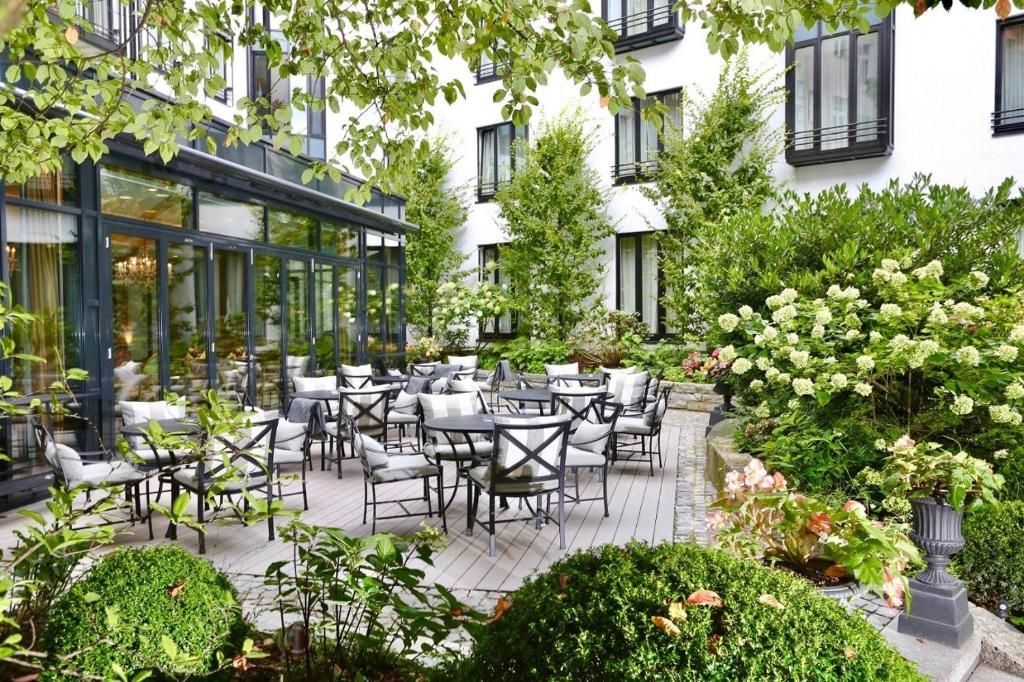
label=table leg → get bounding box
[166,478,179,540]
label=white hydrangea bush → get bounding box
[717,258,1024,498]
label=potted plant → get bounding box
[865,436,1003,590]
[709,459,920,608]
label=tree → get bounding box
[396,138,469,338]
[495,111,614,339]
[3,0,1015,197]
[645,51,783,337]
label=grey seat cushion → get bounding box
[272,447,306,465]
[467,465,560,495]
[565,445,606,468]
[615,416,652,435]
[387,410,419,424]
[570,421,612,453]
[77,461,146,487]
[171,466,253,492]
[372,454,439,483]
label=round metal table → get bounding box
[424,414,496,434]
[371,374,409,384]
[497,388,551,404]
[121,418,202,438]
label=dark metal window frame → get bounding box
[475,56,507,84]
[207,30,234,105]
[601,0,684,54]
[476,122,526,203]
[615,231,672,339]
[612,88,680,184]
[305,75,327,159]
[994,14,1024,136]
[784,16,895,166]
[477,243,516,339]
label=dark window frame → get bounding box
[207,30,234,104]
[477,243,516,339]
[612,88,680,184]
[615,231,672,339]
[994,14,1024,135]
[476,122,526,202]
[601,0,684,54]
[475,54,507,84]
[784,16,895,166]
[305,75,327,159]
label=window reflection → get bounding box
[285,259,310,391]
[5,158,78,205]
[254,255,283,409]
[200,193,265,241]
[321,221,359,258]
[111,234,160,402]
[313,262,335,375]
[167,243,208,405]
[269,210,317,250]
[213,250,248,399]
[100,166,193,228]
[337,265,359,364]
[7,206,81,393]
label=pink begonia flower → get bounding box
[711,348,721,358]
[808,512,832,536]
[883,569,905,609]
[707,510,730,530]
[843,500,866,515]
[772,472,787,490]
[757,474,777,491]
[743,459,767,487]
[724,471,745,493]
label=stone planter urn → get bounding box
[897,497,974,647]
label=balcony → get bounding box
[611,158,659,184]
[604,3,685,54]
[992,107,1024,136]
[784,118,892,166]
[475,60,507,85]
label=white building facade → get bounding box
[431,3,1024,339]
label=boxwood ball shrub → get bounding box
[42,545,244,678]
[454,542,922,681]
[955,501,1024,616]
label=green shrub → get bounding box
[453,542,922,681]
[696,176,1024,348]
[502,337,570,373]
[42,545,244,679]
[955,501,1024,616]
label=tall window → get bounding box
[995,15,1024,135]
[479,245,514,337]
[616,232,671,337]
[477,123,527,201]
[785,15,894,165]
[476,45,506,84]
[304,76,327,159]
[207,31,233,104]
[613,89,680,183]
[602,0,683,53]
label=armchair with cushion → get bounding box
[613,385,671,476]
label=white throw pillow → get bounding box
[341,363,373,377]
[448,355,478,370]
[570,422,612,454]
[545,362,579,377]
[293,375,337,392]
[46,442,84,483]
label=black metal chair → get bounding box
[564,399,622,516]
[549,386,609,429]
[613,385,671,476]
[325,387,392,478]
[350,418,446,533]
[168,418,278,554]
[467,414,572,556]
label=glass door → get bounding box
[111,234,162,403]
[166,241,209,408]
[252,253,284,410]
[212,249,248,401]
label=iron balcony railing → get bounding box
[74,0,123,43]
[611,158,660,181]
[785,117,889,151]
[477,178,510,199]
[476,60,508,83]
[605,4,676,39]
[992,107,1024,132]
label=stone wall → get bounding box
[665,381,724,413]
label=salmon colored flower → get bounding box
[808,512,832,536]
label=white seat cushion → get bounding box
[172,466,251,492]
[615,416,652,435]
[372,454,438,483]
[119,400,186,448]
[45,442,83,481]
[354,432,390,469]
[272,448,306,465]
[565,445,606,468]
[467,464,560,495]
[425,440,495,461]
[77,461,146,487]
[607,371,649,407]
[293,375,337,392]
[545,362,579,376]
[447,355,478,370]
[274,419,308,450]
[387,410,419,425]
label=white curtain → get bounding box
[1003,24,1024,125]
[855,32,880,142]
[479,129,496,192]
[618,237,637,314]
[793,45,815,150]
[821,35,850,150]
[640,234,658,330]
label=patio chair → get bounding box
[549,385,609,429]
[419,392,494,517]
[545,362,580,387]
[32,419,152,537]
[447,378,491,414]
[606,370,650,415]
[447,354,478,371]
[476,359,512,411]
[351,419,445,533]
[169,418,278,554]
[410,361,439,377]
[269,411,316,511]
[613,385,671,476]
[324,386,392,478]
[386,387,422,443]
[293,375,338,393]
[466,414,572,556]
[341,363,374,389]
[119,399,188,469]
[564,399,622,516]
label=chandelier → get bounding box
[5,245,16,273]
[114,254,158,285]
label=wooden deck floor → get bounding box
[0,425,685,595]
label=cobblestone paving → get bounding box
[669,410,714,546]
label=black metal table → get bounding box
[371,374,409,384]
[498,388,551,403]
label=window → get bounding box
[477,123,527,201]
[785,15,894,165]
[4,157,77,205]
[616,232,672,337]
[602,0,683,53]
[479,245,514,337]
[995,15,1024,135]
[100,166,193,228]
[304,76,327,159]
[476,47,506,84]
[199,193,264,241]
[613,89,680,183]
[206,31,233,104]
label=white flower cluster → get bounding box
[718,345,737,363]
[954,346,981,367]
[879,303,903,321]
[789,349,810,368]
[731,358,753,375]
[826,285,861,301]
[951,301,984,320]
[829,373,848,390]
[989,404,1023,426]
[950,394,974,416]
[912,260,944,281]
[718,313,740,332]
[765,288,799,310]
[873,263,909,286]
[815,308,833,325]
[792,378,815,396]
[811,325,825,339]
[995,344,1020,362]
[1006,381,1024,400]
[854,382,873,397]
[970,271,990,288]
[739,305,754,320]
[927,304,948,325]
[856,355,875,372]
[1010,325,1024,343]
